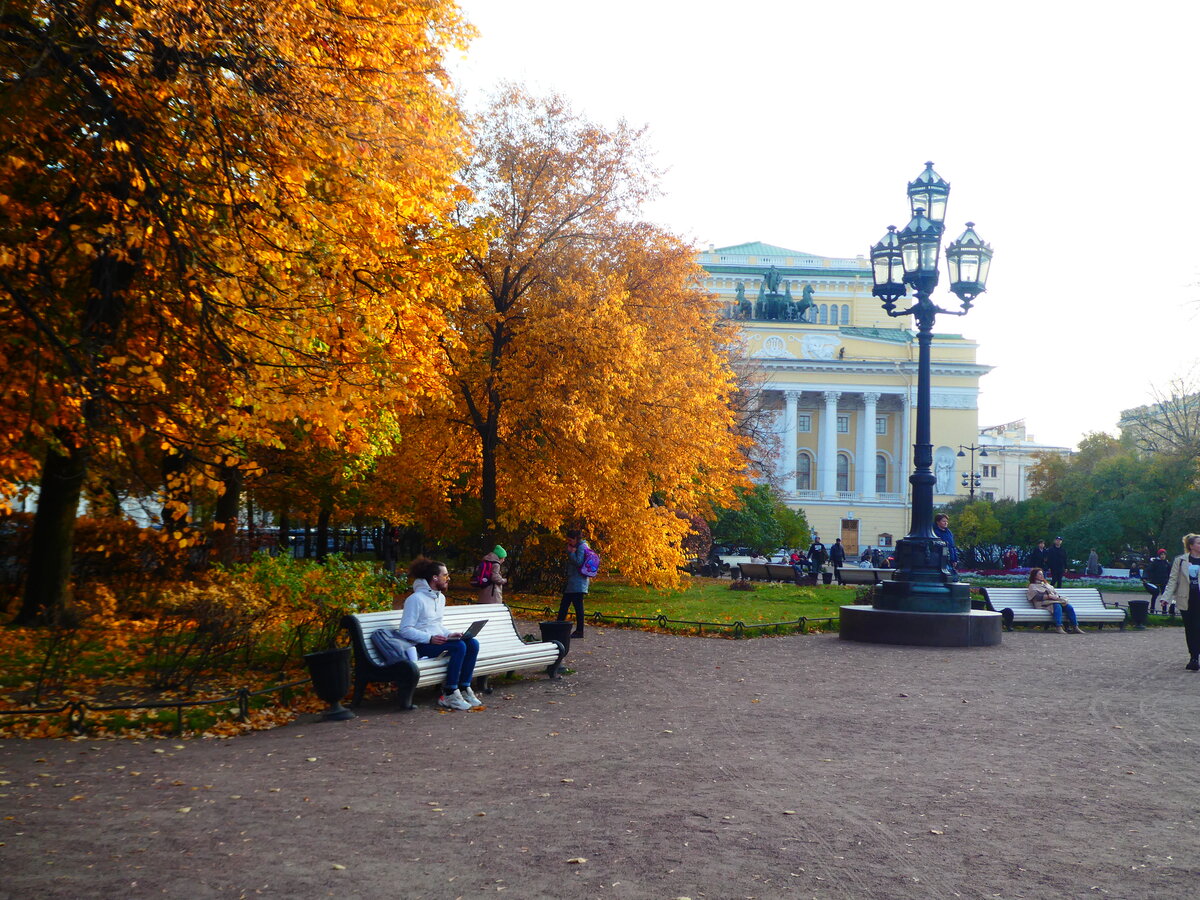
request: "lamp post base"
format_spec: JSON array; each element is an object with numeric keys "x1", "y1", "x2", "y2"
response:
[
  {"x1": 875, "y1": 577, "x2": 972, "y2": 613},
  {"x1": 839, "y1": 605, "x2": 1002, "y2": 647}
]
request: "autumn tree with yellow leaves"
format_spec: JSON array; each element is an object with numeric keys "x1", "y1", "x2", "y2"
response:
[
  {"x1": 386, "y1": 88, "x2": 748, "y2": 585},
  {"x1": 0, "y1": 0, "x2": 473, "y2": 622}
]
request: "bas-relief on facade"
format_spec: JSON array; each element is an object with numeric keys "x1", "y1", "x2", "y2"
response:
[{"x1": 699, "y1": 241, "x2": 993, "y2": 555}]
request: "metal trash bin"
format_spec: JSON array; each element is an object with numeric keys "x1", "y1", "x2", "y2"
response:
[
  {"x1": 1128, "y1": 599, "x2": 1150, "y2": 630},
  {"x1": 304, "y1": 647, "x2": 356, "y2": 720},
  {"x1": 539, "y1": 620, "x2": 573, "y2": 676}
]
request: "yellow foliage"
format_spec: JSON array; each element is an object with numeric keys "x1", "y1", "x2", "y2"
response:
[
  {"x1": 375, "y1": 89, "x2": 748, "y2": 585},
  {"x1": 0, "y1": 0, "x2": 475, "y2": 503}
]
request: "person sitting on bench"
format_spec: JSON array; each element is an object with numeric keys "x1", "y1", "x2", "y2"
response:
[
  {"x1": 1027, "y1": 567, "x2": 1086, "y2": 635},
  {"x1": 398, "y1": 557, "x2": 484, "y2": 710}
]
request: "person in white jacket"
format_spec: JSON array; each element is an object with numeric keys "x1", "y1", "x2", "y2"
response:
[
  {"x1": 397, "y1": 558, "x2": 483, "y2": 710},
  {"x1": 1160, "y1": 533, "x2": 1200, "y2": 672}
]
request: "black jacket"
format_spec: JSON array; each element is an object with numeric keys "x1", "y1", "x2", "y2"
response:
[
  {"x1": 1146, "y1": 556, "x2": 1172, "y2": 587},
  {"x1": 1046, "y1": 545, "x2": 1067, "y2": 573}
]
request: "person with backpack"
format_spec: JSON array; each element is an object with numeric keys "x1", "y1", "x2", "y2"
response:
[
  {"x1": 472, "y1": 544, "x2": 508, "y2": 603},
  {"x1": 559, "y1": 528, "x2": 597, "y2": 638}
]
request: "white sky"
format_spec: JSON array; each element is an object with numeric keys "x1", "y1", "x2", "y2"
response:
[{"x1": 448, "y1": 0, "x2": 1200, "y2": 449}]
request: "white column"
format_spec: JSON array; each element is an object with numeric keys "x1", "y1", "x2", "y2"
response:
[
  {"x1": 821, "y1": 390, "x2": 840, "y2": 496},
  {"x1": 772, "y1": 409, "x2": 787, "y2": 486},
  {"x1": 861, "y1": 392, "x2": 880, "y2": 501},
  {"x1": 784, "y1": 391, "x2": 800, "y2": 495},
  {"x1": 900, "y1": 393, "x2": 912, "y2": 503}
]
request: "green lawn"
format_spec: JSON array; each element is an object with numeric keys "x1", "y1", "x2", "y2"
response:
[
  {"x1": 499, "y1": 574, "x2": 1177, "y2": 638},
  {"x1": 506, "y1": 577, "x2": 867, "y2": 636}
]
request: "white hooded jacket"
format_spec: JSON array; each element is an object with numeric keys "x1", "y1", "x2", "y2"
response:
[{"x1": 398, "y1": 578, "x2": 451, "y2": 644}]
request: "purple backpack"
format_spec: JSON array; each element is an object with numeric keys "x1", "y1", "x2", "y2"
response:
[{"x1": 579, "y1": 545, "x2": 601, "y2": 578}]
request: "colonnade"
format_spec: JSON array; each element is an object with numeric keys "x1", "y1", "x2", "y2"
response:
[{"x1": 778, "y1": 390, "x2": 910, "y2": 500}]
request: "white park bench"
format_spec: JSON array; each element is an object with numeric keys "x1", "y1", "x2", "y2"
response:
[
  {"x1": 979, "y1": 587, "x2": 1127, "y2": 631},
  {"x1": 341, "y1": 603, "x2": 564, "y2": 708}
]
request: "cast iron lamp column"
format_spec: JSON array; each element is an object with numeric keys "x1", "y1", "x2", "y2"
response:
[
  {"x1": 958, "y1": 444, "x2": 988, "y2": 500},
  {"x1": 867, "y1": 163, "x2": 993, "y2": 614}
]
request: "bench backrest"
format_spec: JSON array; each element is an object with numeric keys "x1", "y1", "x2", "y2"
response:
[
  {"x1": 739, "y1": 562, "x2": 770, "y2": 580},
  {"x1": 837, "y1": 567, "x2": 895, "y2": 585},
  {"x1": 765, "y1": 563, "x2": 797, "y2": 580},
  {"x1": 347, "y1": 603, "x2": 523, "y2": 668},
  {"x1": 837, "y1": 568, "x2": 878, "y2": 585}
]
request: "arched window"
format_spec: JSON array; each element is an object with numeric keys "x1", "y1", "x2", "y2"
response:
[
  {"x1": 836, "y1": 452, "x2": 850, "y2": 492},
  {"x1": 876, "y1": 453, "x2": 888, "y2": 493},
  {"x1": 796, "y1": 451, "x2": 813, "y2": 490},
  {"x1": 841, "y1": 304, "x2": 850, "y2": 324},
  {"x1": 819, "y1": 304, "x2": 828, "y2": 324},
  {"x1": 830, "y1": 304, "x2": 839, "y2": 325}
]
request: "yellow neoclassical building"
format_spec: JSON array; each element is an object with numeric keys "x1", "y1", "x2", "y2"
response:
[{"x1": 699, "y1": 241, "x2": 992, "y2": 556}]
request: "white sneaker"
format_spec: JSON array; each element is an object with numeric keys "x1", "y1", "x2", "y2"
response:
[
  {"x1": 460, "y1": 687, "x2": 483, "y2": 708},
  {"x1": 438, "y1": 689, "x2": 471, "y2": 711}
]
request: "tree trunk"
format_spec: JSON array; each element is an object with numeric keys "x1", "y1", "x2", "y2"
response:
[
  {"x1": 16, "y1": 442, "x2": 90, "y2": 624},
  {"x1": 212, "y1": 464, "x2": 242, "y2": 567},
  {"x1": 480, "y1": 438, "x2": 498, "y2": 549},
  {"x1": 161, "y1": 449, "x2": 190, "y2": 531},
  {"x1": 277, "y1": 507, "x2": 291, "y2": 555},
  {"x1": 316, "y1": 501, "x2": 332, "y2": 562}
]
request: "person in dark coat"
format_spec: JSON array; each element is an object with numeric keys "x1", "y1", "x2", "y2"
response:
[
  {"x1": 1027, "y1": 539, "x2": 1048, "y2": 570},
  {"x1": 933, "y1": 514, "x2": 958, "y2": 573},
  {"x1": 807, "y1": 539, "x2": 828, "y2": 575},
  {"x1": 1145, "y1": 548, "x2": 1172, "y2": 613},
  {"x1": 829, "y1": 538, "x2": 846, "y2": 576},
  {"x1": 1046, "y1": 537, "x2": 1067, "y2": 588}
]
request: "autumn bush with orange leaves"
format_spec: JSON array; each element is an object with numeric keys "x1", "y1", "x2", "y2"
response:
[{"x1": 0, "y1": 553, "x2": 398, "y2": 739}]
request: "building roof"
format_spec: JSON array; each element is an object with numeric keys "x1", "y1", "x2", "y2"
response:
[
  {"x1": 712, "y1": 241, "x2": 813, "y2": 257},
  {"x1": 839, "y1": 326, "x2": 912, "y2": 344}
]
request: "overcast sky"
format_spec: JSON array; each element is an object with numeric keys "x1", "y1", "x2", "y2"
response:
[{"x1": 448, "y1": 1, "x2": 1200, "y2": 449}]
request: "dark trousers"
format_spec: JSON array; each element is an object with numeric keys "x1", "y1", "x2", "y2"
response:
[
  {"x1": 558, "y1": 592, "x2": 585, "y2": 634},
  {"x1": 415, "y1": 637, "x2": 479, "y2": 692},
  {"x1": 1049, "y1": 569, "x2": 1064, "y2": 588},
  {"x1": 1182, "y1": 607, "x2": 1200, "y2": 660}
]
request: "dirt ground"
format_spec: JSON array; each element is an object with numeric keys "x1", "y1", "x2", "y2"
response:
[{"x1": 2, "y1": 620, "x2": 1198, "y2": 899}]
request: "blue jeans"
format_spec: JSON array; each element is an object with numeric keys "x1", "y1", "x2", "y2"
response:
[
  {"x1": 1049, "y1": 603, "x2": 1078, "y2": 628},
  {"x1": 415, "y1": 636, "x2": 479, "y2": 691}
]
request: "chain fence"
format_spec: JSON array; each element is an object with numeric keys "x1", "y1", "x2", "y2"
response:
[
  {"x1": 505, "y1": 602, "x2": 838, "y2": 638},
  {"x1": 0, "y1": 677, "x2": 311, "y2": 737}
]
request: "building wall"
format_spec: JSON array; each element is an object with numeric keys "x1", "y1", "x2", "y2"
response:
[
  {"x1": 701, "y1": 241, "x2": 992, "y2": 553},
  {"x1": 976, "y1": 420, "x2": 1072, "y2": 502}
]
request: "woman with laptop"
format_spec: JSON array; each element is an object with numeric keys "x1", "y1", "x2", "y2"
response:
[{"x1": 398, "y1": 557, "x2": 484, "y2": 710}]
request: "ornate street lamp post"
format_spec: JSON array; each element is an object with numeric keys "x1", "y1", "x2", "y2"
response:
[
  {"x1": 842, "y1": 163, "x2": 1000, "y2": 647},
  {"x1": 958, "y1": 443, "x2": 989, "y2": 501}
]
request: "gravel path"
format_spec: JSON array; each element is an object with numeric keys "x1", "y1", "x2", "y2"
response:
[{"x1": 2, "y1": 622, "x2": 1198, "y2": 899}]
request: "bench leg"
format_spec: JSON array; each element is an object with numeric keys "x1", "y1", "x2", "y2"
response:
[
  {"x1": 546, "y1": 640, "x2": 567, "y2": 678},
  {"x1": 478, "y1": 674, "x2": 492, "y2": 695},
  {"x1": 350, "y1": 673, "x2": 368, "y2": 708},
  {"x1": 391, "y1": 660, "x2": 420, "y2": 711}
]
